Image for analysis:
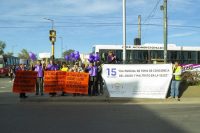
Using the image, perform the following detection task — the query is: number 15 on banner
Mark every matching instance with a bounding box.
[106,68,117,77]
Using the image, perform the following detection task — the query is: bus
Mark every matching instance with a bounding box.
[92,43,200,64]
[0,55,20,76]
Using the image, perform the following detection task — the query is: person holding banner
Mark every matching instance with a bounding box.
[169,61,182,101]
[61,62,69,72]
[60,62,69,96]
[17,64,28,98]
[46,60,59,96]
[34,60,44,96]
[46,60,59,71]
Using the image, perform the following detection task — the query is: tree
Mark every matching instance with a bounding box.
[4,52,13,57]
[0,41,6,55]
[62,49,75,57]
[18,49,29,59]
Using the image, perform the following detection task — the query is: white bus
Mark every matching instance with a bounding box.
[92,43,200,64]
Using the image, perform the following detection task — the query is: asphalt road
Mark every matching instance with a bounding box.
[0,77,12,92]
[0,103,200,133]
[1,78,200,133]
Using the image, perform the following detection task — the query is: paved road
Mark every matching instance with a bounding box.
[0,77,12,92]
[1,78,200,133]
[0,103,200,133]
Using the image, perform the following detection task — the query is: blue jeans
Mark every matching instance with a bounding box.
[170,80,181,97]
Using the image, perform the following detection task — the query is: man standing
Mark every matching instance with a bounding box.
[35,60,44,96]
[169,61,182,101]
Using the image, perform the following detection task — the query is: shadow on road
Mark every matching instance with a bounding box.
[0,78,191,133]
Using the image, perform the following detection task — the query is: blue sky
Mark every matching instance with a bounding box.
[0,0,199,58]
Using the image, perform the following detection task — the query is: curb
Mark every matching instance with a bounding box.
[18,95,200,104]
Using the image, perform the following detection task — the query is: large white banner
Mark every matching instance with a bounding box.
[102,64,172,99]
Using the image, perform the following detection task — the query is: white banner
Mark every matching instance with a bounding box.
[39,53,51,59]
[102,64,173,99]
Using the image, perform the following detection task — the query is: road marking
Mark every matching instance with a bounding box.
[0,87,6,88]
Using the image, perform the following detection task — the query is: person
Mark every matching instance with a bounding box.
[8,65,14,82]
[69,62,82,96]
[70,62,80,72]
[46,60,59,97]
[61,62,69,72]
[46,60,59,71]
[60,62,69,96]
[17,64,28,98]
[34,60,44,96]
[87,62,98,96]
[96,61,103,95]
[169,61,182,101]
[107,51,116,64]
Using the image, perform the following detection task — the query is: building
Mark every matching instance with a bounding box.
[92,43,200,64]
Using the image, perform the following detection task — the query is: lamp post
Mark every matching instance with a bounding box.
[43,18,54,30]
[59,37,63,58]
[43,18,56,60]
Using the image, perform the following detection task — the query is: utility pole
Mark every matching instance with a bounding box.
[123,0,126,64]
[161,0,168,64]
[138,15,141,40]
[59,37,63,58]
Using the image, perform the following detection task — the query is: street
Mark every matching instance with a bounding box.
[0,103,200,133]
[1,78,200,133]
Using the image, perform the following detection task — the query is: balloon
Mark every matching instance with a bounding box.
[94,53,100,61]
[70,52,75,58]
[74,51,79,55]
[65,55,70,61]
[88,58,93,63]
[89,54,94,60]
[29,52,36,61]
[74,54,80,60]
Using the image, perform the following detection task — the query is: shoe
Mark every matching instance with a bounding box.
[20,95,28,99]
[168,96,173,99]
[36,93,39,95]
[23,95,28,98]
[175,97,180,101]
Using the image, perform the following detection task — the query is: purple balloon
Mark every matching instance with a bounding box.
[88,58,93,63]
[65,55,70,61]
[75,54,80,60]
[89,54,94,59]
[70,52,75,58]
[74,51,79,55]
[29,52,36,61]
[94,53,100,61]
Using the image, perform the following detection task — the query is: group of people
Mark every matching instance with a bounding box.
[9,50,183,100]
[10,59,104,98]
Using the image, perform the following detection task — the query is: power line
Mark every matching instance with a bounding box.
[0,23,200,29]
[143,0,162,24]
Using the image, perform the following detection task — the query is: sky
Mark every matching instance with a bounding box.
[0,0,200,58]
